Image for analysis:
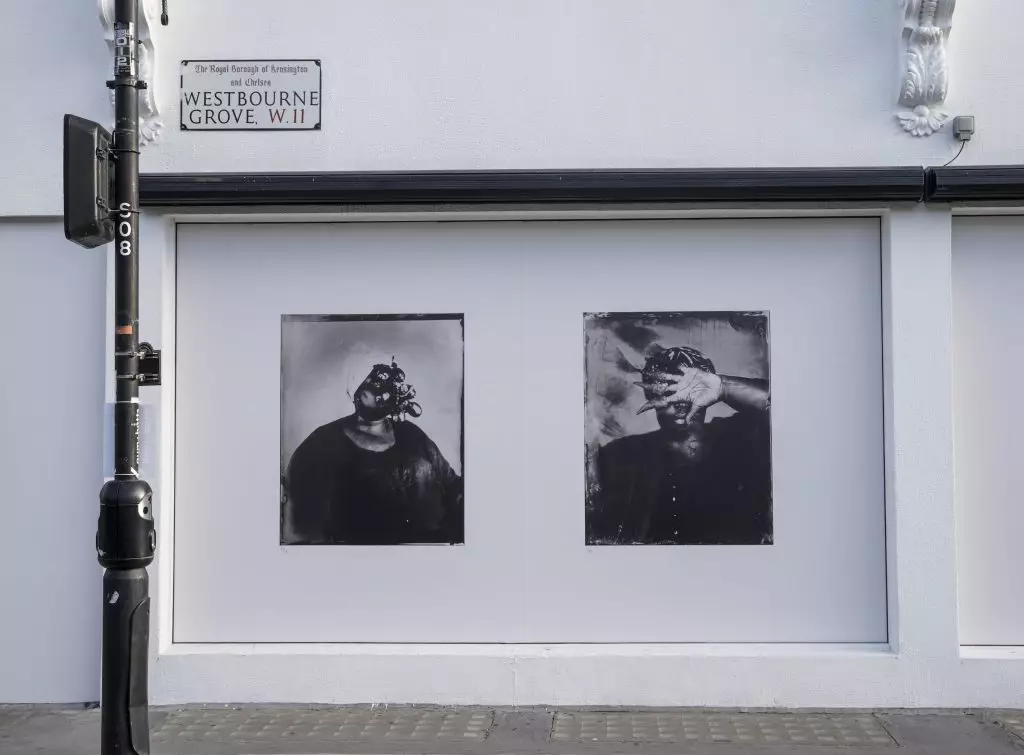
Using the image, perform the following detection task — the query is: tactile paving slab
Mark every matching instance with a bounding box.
[152,707,494,744]
[551,711,897,746]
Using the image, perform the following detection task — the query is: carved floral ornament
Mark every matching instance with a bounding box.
[98,0,163,145]
[897,0,957,137]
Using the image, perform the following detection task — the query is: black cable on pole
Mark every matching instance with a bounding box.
[160,0,168,26]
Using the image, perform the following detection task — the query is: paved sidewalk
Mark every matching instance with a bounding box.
[2,705,1024,754]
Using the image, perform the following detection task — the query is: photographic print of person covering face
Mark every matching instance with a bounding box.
[585,312,773,546]
[281,319,464,546]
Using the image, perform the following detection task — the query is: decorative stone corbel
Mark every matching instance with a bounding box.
[98,0,163,145]
[897,0,957,137]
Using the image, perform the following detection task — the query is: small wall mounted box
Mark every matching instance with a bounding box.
[953,115,976,141]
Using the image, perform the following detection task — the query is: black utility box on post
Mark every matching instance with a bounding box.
[63,114,115,249]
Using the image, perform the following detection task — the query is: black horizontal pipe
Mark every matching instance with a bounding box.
[928,165,1024,203]
[137,166,1024,207]
[139,167,926,207]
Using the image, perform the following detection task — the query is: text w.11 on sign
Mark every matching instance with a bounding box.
[180,59,321,131]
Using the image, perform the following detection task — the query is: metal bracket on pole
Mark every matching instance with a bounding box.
[115,342,161,386]
[137,343,161,386]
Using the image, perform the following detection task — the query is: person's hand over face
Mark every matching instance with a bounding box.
[636,368,723,425]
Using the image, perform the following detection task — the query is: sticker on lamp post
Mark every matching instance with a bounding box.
[180,59,322,131]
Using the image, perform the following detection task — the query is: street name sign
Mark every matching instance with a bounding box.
[180,59,322,131]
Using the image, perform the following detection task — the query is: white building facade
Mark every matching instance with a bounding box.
[3,0,1024,708]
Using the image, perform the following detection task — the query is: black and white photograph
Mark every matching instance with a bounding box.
[280,314,465,546]
[584,311,773,546]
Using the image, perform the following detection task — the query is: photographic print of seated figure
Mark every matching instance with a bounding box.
[585,311,773,546]
[280,314,464,546]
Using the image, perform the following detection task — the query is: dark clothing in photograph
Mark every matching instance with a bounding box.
[283,419,464,545]
[587,413,772,545]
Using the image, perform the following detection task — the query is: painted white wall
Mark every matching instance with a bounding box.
[135,205,1024,708]
[5,1,1024,218]
[1,0,1024,706]
[0,2,110,217]
[0,221,106,703]
[953,215,1024,646]
[142,1,1024,174]
[0,209,1021,706]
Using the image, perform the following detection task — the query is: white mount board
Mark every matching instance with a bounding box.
[172,218,886,643]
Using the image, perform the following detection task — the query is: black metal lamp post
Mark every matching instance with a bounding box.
[63,1,166,751]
